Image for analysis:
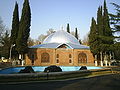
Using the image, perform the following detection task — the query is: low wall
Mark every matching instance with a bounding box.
[0,68,112,83]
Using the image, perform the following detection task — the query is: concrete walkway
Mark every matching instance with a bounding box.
[0,74,120,90]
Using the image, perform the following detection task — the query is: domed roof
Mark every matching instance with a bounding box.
[43,30,80,45]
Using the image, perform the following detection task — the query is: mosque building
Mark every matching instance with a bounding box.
[25,30,94,66]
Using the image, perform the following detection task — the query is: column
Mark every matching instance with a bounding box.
[100,52,103,66]
[95,61,98,66]
[108,62,111,66]
[100,60,103,66]
[95,55,97,66]
[104,54,107,66]
[105,60,108,66]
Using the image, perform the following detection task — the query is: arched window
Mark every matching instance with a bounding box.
[78,52,87,63]
[69,54,72,58]
[56,59,59,63]
[56,54,59,58]
[69,59,72,63]
[41,52,50,63]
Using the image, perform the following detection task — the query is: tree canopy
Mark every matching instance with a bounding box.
[0,31,10,58]
[89,0,114,59]
[109,3,120,41]
[109,3,120,60]
[0,17,10,59]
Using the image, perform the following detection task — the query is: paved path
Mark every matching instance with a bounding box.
[0,74,120,90]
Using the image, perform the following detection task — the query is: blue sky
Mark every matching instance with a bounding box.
[0,0,120,40]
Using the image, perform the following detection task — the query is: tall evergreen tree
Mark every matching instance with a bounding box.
[89,17,99,56]
[75,28,78,39]
[96,6,104,54]
[10,2,19,59]
[67,23,70,33]
[100,0,114,52]
[89,0,114,63]
[96,0,113,53]
[97,6,103,36]
[103,0,113,39]
[16,0,31,58]
[11,2,19,45]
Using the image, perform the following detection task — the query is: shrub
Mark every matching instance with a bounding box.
[19,66,34,73]
[44,65,62,72]
[79,66,87,70]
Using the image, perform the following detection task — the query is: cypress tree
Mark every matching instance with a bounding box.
[75,28,78,39]
[100,0,114,52]
[11,2,19,45]
[97,6,103,36]
[16,0,31,57]
[95,0,114,53]
[89,0,114,61]
[89,17,99,56]
[10,2,19,59]
[96,5,106,53]
[103,0,113,38]
[96,6,104,54]
[67,23,70,33]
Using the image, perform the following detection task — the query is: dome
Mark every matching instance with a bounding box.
[43,30,80,45]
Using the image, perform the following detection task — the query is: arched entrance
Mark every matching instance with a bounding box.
[41,52,50,63]
[78,52,87,63]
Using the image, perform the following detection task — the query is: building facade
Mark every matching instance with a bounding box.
[25,30,94,66]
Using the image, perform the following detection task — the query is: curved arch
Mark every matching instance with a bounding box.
[41,52,50,63]
[57,44,72,49]
[78,52,87,63]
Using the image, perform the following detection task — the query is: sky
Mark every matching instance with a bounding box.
[0,0,120,40]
